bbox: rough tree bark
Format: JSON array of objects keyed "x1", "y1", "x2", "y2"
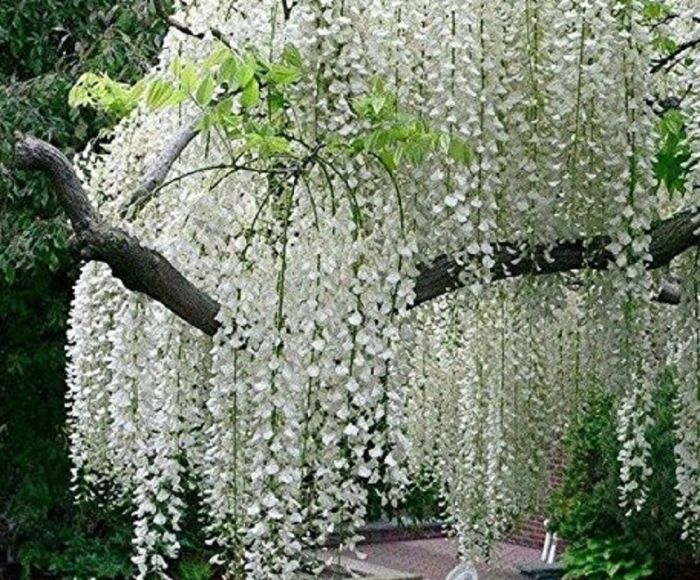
[
  {"x1": 15, "y1": 133, "x2": 220, "y2": 336},
  {"x1": 12, "y1": 133, "x2": 700, "y2": 336},
  {"x1": 412, "y1": 211, "x2": 699, "y2": 307}
]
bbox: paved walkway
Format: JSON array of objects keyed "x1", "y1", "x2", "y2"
[{"x1": 341, "y1": 538, "x2": 541, "y2": 579}]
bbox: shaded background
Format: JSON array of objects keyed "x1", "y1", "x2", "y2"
[{"x1": 0, "y1": 3, "x2": 166, "y2": 575}]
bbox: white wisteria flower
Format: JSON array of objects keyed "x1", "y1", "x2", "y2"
[{"x1": 59, "y1": 0, "x2": 700, "y2": 576}]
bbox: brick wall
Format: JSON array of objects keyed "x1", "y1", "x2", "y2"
[{"x1": 506, "y1": 450, "x2": 565, "y2": 551}]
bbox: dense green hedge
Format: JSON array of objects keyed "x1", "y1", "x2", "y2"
[{"x1": 0, "y1": 3, "x2": 166, "y2": 576}]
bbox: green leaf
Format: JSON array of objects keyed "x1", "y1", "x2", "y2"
[
  {"x1": 350, "y1": 138, "x2": 366, "y2": 154},
  {"x1": 68, "y1": 72, "x2": 139, "y2": 117},
  {"x1": 660, "y1": 110, "x2": 684, "y2": 136},
  {"x1": 379, "y1": 149, "x2": 396, "y2": 172},
  {"x1": 370, "y1": 95, "x2": 387, "y2": 117},
  {"x1": 195, "y1": 75, "x2": 216, "y2": 106},
  {"x1": 281, "y1": 43, "x2": 303, "y2": 68},
  {"x1": 240, "y1": 79, "x2": 260, "y2": 108},
  {"x1": 448, "y1": 136, "x2": 472, "y2": 165},
  {"x1": 202, "y1": 46, "x2": 231, "y2": 70},
  {"x1": 145, "y1": 79, "x2": 185, "y2": 111},
  {"x1": 202, "y1": 98, "x2": 241, "y2": 135},
  {"x1": 234, "y1": 54, "x2": 257, "y2": 89},
  {"x1": 353, "y1": 78, "x2": 397, "y2": 121},
  {"x1": 654, "y1": 110, "x2": 692, "y2": 197},
  {"x1": 607, "y1": 561, "x2": 622, "y2": 576},
  {"x1": 268, "y1": 90, "x2": 286, "y2": 114},
  {"x1": 219, "y1": 55, "x2": 239, "y2": 86},
  {"x1": 266, "y1": 63, "x2": 301, "y2": 86},
  {"x1": 652, "y1": 35, "x2": 677, "y2": 54},
  {"x1": 643, "y1": 1, "x2": 669, "y2": 21},
  {"x1": 129, "y1": 79, "x2": 148, "y2": 101},
  {"x1": 171, "y1": 58, "x2": 199, "y2": 94},
  {"x1": 438, "y1": 133, "x2": 451, "y2": 154},
  {"x1": 243, "y1": 132, "x2": 291, "y2": 157}
]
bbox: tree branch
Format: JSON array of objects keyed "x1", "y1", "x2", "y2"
[
  {"x1": 153, "y1": 0, "x2": 231, "y2": 48},
  {"x1": 120, "y1": 119, "x2": 200, "y2": 217},
  {"x1": 15, "y1": 132, "x2": 98, "y2": 235},
  {"x1": 650, "y1": 35, "x2": 700, "y2": 73},
  {"x1": 413, "y1": 210, "x2": 700, "y2": 306},
  {"x1": 14, "y1": 133, "x2": 220, "y2": 336},
  {"x1": 12, "y1": 135, "x2": 700, "y2": 337},
  {"x1": 281, "y1": 0, "x2": 296, "y2": 20}
]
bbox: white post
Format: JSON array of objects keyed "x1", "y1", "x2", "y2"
[
  {"x1": 547, "y1": 533, "x2": 559, "y2": 564},
  {"x1": 541, "y1": 519, "x2": 551, "y2": 562}
]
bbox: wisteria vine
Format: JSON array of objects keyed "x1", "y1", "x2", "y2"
[{"x1": 60, "y1": 0, "x2": 700, "y2": 577}]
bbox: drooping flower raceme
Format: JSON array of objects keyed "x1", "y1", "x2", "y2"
[{"x1": 64, "y1": 0, "x2": 700, "y2": 575}]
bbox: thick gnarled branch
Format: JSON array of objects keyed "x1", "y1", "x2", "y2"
[
  {"x1": 15, "y1": 132, "x2": 98, "y2": 235},
  {"x1": 15, "y1": 133, "x2": 220, "y2": 335},
  {"x1": 13, "y1": 134, "x2": 700, "y2": 337},
  {"x1": 81, "y1": 225, "x2": 221, "y2": 335},
  {"x1": 413, "y1": 211, "x2": 700, "y2": 307}
]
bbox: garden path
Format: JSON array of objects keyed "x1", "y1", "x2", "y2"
[{"x1": 337, "y1": 538, "x2": 541, "y2": 579}]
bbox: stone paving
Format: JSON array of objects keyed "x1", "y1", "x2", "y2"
[{"x1": 340, "y1": 538, "x2": 542, "y2": 580}]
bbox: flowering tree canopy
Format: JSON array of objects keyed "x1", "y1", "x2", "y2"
[{"x1": 11, "y1": 0, "x2": 700, "y2": 577}]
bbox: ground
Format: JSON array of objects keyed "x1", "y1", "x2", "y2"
[{"x1": 336, "y1": 538, "x2": 543, "y2": 579}]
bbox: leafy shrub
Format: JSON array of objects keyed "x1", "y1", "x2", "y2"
[
  {"x1": 563, "y1": 536, "x2": 653, "y2": 580},
  {"x1": 178, "y1": 555, "x2": 214, "y2": 580},
  {"x1": 550, "y1": 369, "x2": 695, "y2": 578},
  {"x1": 16, "y1": 508, "x2": 134, "y2": 579},
  {"x1": 366, "y1": 468, "x2": 443, "y2": 524}
]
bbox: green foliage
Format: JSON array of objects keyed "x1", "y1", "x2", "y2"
[
  {"x1": 550, "y1": 370, "x2": 694, "y2": 577},
  {"x1": 351, "y1": 78, "x2": 472, "y2": 171},
  {"x1": 652, "y1": 34, "x2": 677, "y2": 54},
  {"x1": 366, "y1": 468, "x2": 443, "y2": 525},
  {"x1": 146, "y1": 77, "x2": 187, "y2": 111},
  {"x1": 69, "y1": 72, "x2": 147, "y2": 117},
  {"x1": 120, "y1": 45, "x2": 303, "y2": 154},
  {"x1": 549, "y1": 387, "x2": 622, "y2": 541},
  {"x1": 654, "y1": 109, "x2": 693, "y2": 197},
  {"x1": 73, "y1": 50, "x2": 473, "y2": 177},
  {"x1": 563, "y1": 537, "x2": 654, "y2": 580},
  {"x1": 16, "y1": 506, "x2": 135, "y2": 579},
  {"x1": 644, "y1": 1, "x2": 686, "y2": 72},
  {"x1": 178, "y1": 554, "x2": 214, "y2": 580},
  {"x1": 642, "y1": 0, "x2": 672, "y2": 22},
  {"x1": 124, "y1": 43, "x2": 303, "y2": 119},
  {"x1": 240, "y1": 78, "x2": 261, "y2": 108},
  {"x1": 0, "y1": 0, "x2": 167, "y2": 576}
]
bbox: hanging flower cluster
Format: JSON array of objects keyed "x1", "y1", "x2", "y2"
[{"x1": 62, "y1": 0, "x2": 700, "y2": 576}]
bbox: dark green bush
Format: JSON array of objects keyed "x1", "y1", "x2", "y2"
[
  {"x1": 0, "y1": 2, "x2": 167, "y2": 576},
  {"x1": 550, "y1": 369, "x2": 695, "y2": 579},
  {"x1": 563, "y1": 536, "x2": 654, "y2": 580}
]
